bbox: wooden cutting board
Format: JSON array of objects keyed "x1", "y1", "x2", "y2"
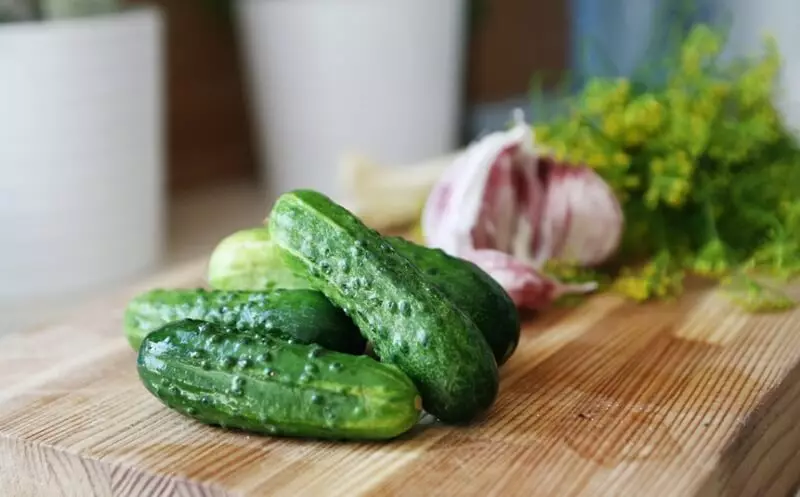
[{"x1": 1, "y1": 257, "x2": 800, "y2": 497}]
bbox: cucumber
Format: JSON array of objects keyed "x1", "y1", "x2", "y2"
[
  {"x1": 268, "y1": 189, "x2": 499, "y2": 424},
  {"x1": 206, "y1": 227, "x2": 519, "y2": 365},
  {"x1": 124, "y1": 288, "x2": 366, "y2": 355},
  {"x1": 137, "y1": 319, "x2": 422, "y2": 440},
  {"x1": 208, "y1": 228, "x2": 311, "y2": 291},
  {"x1": 385, "y1": 236, "x2": 520, "y2": 366}
]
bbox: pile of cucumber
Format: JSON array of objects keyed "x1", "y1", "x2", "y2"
[{"x1": 126, "y1": 190, "x2": 521, "y2": 441}]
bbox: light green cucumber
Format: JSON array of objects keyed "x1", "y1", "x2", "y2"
[{"x1": 208, "y1": 228, "x2": 310, "y2": 291}]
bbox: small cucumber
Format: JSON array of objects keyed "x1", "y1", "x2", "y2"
[
  {"x1": 385, "y1": 236, "x2": 521, "y2": 366},
  {"x1": 207, "y1": 227, "x2": 519, "y2": 365},
  {"x1": 124, "y1": 288, "x2": 366, "y2": 355},
  {"x1": 268, "y1": 189, "x2": 499, "y2": 424},
  {"x1": 208, "y1": 228, "x2": 311, "y2": 291},
  {"x1": 137, "y1": 319, "x2": 422, "y2": 440}
]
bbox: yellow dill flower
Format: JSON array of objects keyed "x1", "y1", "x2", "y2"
[
  {"x1": 650, "y1": 157, "x2": 665, "y2": 175},
  {"x1": 624, "y1": 129, "x2": 647, "y2": 147},
  {"x1": 532, "y1": 124, "x2": 551, "y2": 142},
  {"x1": 710, "y1": 81, "x2": 730, "y2": 100},
  {"x1": 665, "y1": 180, "x2": 690, "y2": 207},
  {"x1": 587, "y1": 152, "x2": 608, "y2": 168},
  {"x1": 680, "y1": 49, "x2": 702, "y2": 78},
  {"x1": 674, "y1": 151, "x2": 693, "y2": 176},
  {"x1": 665, "y1": 87, "x2": 689, "y2": 110},
  {"x1": 720, "y1": 272, "x2": 797, "y2": 313},
  {"x1": 613, "y1": 152, "x2": 631, "y2": 168},
  {"x1": 692, "y1": 239, "x2": 731, "y2": 278},
  {"x1": 693, "y1": 99, "x2": 718, "y2": 122},
  {"x1": 612, "y1": 276, "x2": 651, "y2": 302},
  {"x1": 623, "y1": 175, "x2": 641, "y2": 188},
  {"x1": 643, "y1": 99, "x2": 665, "y2": 132},
  {"x1": 602, "y1": 112, "x2": 624, "y2": 140},
  {"x1": 612, "y1": 78, "x2": 631, "y2": 105},
  {"x1": 552, "y1": 142, "x2": 569, "y2": 162}
]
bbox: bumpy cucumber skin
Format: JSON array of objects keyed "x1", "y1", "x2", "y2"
[
  {"x1": 209, "y1": 227, "x2": 520, "y2": 366},
  {"x1": 385, "y1": 236, "x2": 521, "y2": 366},
  {"x1": 137, "y1": 319, "x2": 422, "y2": 440},
  {"x1": 268, "y1": 189, "x2": 499, "y2": 424},
  {"x1": 124, "y1": 288, "x2": 366, "y2": 355},
  {"x1": 208, "y1": 228, "x2": 311, "y2": 291}
]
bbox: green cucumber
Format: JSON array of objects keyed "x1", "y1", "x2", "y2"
[
  {"x1": 386, "y1": 236, "x2": 520, "y2": 365},
  {"x1": 137, "y1": 319, "x2": 422, "y2": 440},
  {"x1": 207, "y1": 227, "x2": 520, "y2": 366},
  {"x1": 268, "y1": 189, "x2": 499, "y2": 424},
  {"x1": 208, "y1": 228, "x2": 311, "y2": 291},
  {"x1": 124, "y1": 288, "x2": 366, "y2": 355}
]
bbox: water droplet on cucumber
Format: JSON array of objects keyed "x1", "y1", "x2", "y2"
[
  {"x1": 230, "y1": 376, "x2": 245, "y2": 396},
  {"x1": 324, "y1": 408, "x2": 337, "y2": 426},
  {"x1": 397, "y1": 300, "x2": 410, "y2": 315}
]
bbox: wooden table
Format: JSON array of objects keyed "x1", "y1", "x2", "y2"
[{"x1": 1, "y1": 258, "x2": 799, "y2": 496}]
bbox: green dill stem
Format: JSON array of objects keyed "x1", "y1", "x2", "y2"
[{"x1": 703, "y1": 199, "x2": 719, "y2": 241}]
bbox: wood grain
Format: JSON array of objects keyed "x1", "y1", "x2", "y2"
[{"x1": 1, "y1": 258, "x2": 799, "y2": 496}]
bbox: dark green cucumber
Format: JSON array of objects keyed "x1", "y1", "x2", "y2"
[
  {"x1": 207, "y1": 228, "x2": 311, "y2": 291},
  {"x1": 137, "y1": 319, "x2": 422, "y2": 440},
  {"x1": 268, "y1": 189, "x2": 499, "y2": 424},
  {"x1": 124, "y1": 288, "x2": 366, "y2": 355},
  {"x1": 207, "y1": 227, "x2": 520, "y2": 366},
  {"x1": 385, "y1": 236, "x2": 520, "y2": 366}
]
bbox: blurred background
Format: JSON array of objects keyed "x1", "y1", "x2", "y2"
[{"x1": 1, "y1": 0, "x2": 797, "y2": 334}]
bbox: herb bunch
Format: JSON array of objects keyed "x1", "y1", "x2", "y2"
[{"x1": 532, "y1": 24, "x2": 800, "y2": 312}]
